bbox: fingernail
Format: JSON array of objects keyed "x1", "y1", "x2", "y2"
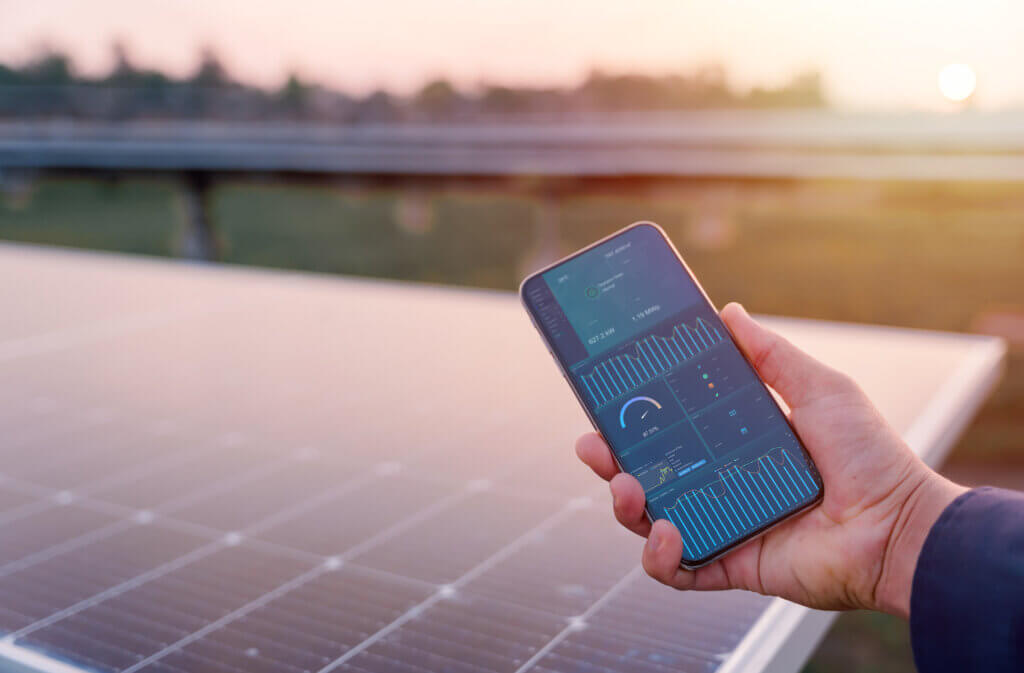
[{"x1": 649, "y1": 530, "x2": 663, "y2": 552}]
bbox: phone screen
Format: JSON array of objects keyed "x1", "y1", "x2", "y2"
[{"x1": 522, "y1": 223, "x2": 822, "y2": 565}]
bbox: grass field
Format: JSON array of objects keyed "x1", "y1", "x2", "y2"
[{"x1": 2, "y1": 175, "x2": 1021, "y2": 672}]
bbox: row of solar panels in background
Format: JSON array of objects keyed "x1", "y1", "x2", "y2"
[{"x1": 2, "y1": 111, "x2": 1024, "y2": 180}]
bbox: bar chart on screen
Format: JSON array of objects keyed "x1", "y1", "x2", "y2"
[
  {"x1": 579, "y1": 317, "x2": 725, "y2": 406},
  {"x1": 662, "y1": 446, "x2": 816, "y2": 558}
]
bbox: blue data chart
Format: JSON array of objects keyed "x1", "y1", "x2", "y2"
[
  {"x1": 660, "y1": 446, "x2": 817, "y2": 560},
  {"x1": 578, "y1": 317, "x2": 725, "y2": 407}
]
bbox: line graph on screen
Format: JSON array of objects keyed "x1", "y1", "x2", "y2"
[{"x1": 579, "y1": 318, "x2": 724, "y2": 406}]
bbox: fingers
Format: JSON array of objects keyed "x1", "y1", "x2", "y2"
[
  {"x1": 720, "y1": 303, "x2": 852, "y2": 408},
  {"x1": 641, "y1": 520, "x2": 732, "y2": 591},
  {"x1": 642, "y1": 520, "x2": 691, "y2": 586},
  {"x1": 576, "y1": 435, "x2": 651, "y2": 537},
  {"x1": 575, "y1": 432, "x2": 620, "y2": 481},
  {"x1": 610, "y1": 473, "x2": 651, "y2": 537}
]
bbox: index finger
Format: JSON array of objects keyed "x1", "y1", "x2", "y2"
[{"x1": 574, "y1": 432, "x2": 620, "y2": 481}]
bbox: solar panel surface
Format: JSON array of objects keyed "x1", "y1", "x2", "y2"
[{"x1": 0, "y1": 244, "x2": 1004, "y2": 673}]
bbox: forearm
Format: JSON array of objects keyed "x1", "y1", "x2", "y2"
[{"x1": 906, "y1": 486, "x2": 1024, "y2": 671}]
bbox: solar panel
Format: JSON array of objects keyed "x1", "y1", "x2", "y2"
[{"x1": 0, "y1": 245, "x2": 1004, "y2": 673}]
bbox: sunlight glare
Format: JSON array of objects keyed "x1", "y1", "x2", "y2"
[{"x1": 938, "y1": 64, "x2": 976, "y2": 102}]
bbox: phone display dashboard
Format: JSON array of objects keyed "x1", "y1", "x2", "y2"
[{"x1": 521, "y1": 222, "x2": 823, "y2": 567}]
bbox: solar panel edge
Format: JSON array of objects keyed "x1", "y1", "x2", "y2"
[{"x1": 0, "y1": 639, "x2": 94, "y2": 673}]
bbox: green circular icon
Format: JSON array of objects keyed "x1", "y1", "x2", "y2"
[{"x1": 585, "y1": 286, "x2": 599, "y2": 299}]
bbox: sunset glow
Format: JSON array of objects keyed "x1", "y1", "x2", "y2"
[{"x1": 1, "y1": 0, "x2": 1023, "y2": 110}]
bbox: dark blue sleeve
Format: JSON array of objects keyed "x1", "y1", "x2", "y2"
[{"x1": 911, "y1": 487, "x2": 1024, "y2": 672}]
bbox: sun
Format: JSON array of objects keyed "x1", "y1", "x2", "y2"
[{"x1": 938, "y1": 64, "x2": 976, "y2": 103}]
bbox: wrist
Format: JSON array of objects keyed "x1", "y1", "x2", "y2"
[{"x1": 875, "y1": 468, "x2": 967, "y2": 618}]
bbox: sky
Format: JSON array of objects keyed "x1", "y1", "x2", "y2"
[{"x1": 2, "y1": 0, "x2": 1023, "y2": 110}]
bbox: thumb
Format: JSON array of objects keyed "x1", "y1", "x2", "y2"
[{"x1": 720, "y1": 303, "x2": 852, "y2": 409}]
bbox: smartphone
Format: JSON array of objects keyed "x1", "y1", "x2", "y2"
[{"x1": 520, "y1": 222, "x2": 823, "y2": 568}]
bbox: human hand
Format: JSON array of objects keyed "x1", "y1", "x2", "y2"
[{"x1": 575, "y1": 303, "x2": 966, "y2": 618}]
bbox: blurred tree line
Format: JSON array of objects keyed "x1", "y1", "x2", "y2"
[{"x1": 0, "y1": 45, "x2": 826, "y2": 122}]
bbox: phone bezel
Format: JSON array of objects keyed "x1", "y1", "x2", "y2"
[{"x1": 519, "y1": 220, "x2": 825, "y2": 569}]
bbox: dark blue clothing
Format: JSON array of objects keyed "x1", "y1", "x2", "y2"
[{"x1": 911, "y1": 487, "x2": 1024, "y2": 671}]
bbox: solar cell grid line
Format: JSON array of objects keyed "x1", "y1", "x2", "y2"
[
  {"x1": 9, "y1": 430, "x2": 448, "y2": 561},
  {"x1": 256, "y1": 482, "x2": 467, "y2": 565},
  {"x1": 535, "y1": 629, "x2": 717, "y2": 673},
  {"x1": 0, "y1": 518, "x2": 138, "y2": 580},
  {"x1": 0, "y1": 444, "x2": 296, "y2": 580},
  {"x1": 2, "y1": 513, "x2": 131, "y2": 577},
  {"x1": 333, "y1": 559, "x2": 440, "y2": 593},
  {"x1": 117, "y1": 481, "x2": 501, "y2": 673},
  {"x1": 606, "y1": 602, "x2": 750, "y2": 656},
  {"x1": 0, "y1": 525, "x2": 211, "y2": 636},
  {"x1": 170, "y1": 635, "x2": 316, "y2": 673},
  {"x1": 125, "y1": 450, "x2": 303, "y2": 518},
  {"x1": 33, "y1": 620, "x2": 160, "y2": 667},
  {"x1": 455, "y1": 510, "x2": 637, "y2": 622},
  {"x1": 314, "y1": 497, "x2": 591, "y2": 673},
  {"x1": 8, "y1": 428, "x2": 234, "y2": 498},
  {"x1": 583, "y1": 612, "x2": 733, "y2": 665},
  {"x1": 0, "y1": 480, "x2": 163, "y2": 529},
  {"x1": 342, "y1": 605, "x2": 562, "y2": 673},
  {"x1": 512, "y1": 566, "x2": 644, "y2": 673},
  {"x1": 243, "y1": 467, "x2": 463, "y2": 553},
  {"x1": 115, "y1": 569, "x2": 343, "y2": 672},
  {"x1": 21, "y1": 546, "x2": 317, "y2": 671},
  {"x1": 350, "y1": 621, "x2": 521, "y2": 673},
  {"x1": 134, "y1": 508, "x2": 329, "y2": 569},
  {"x1": 0, "y1": 537, "x2": 224, "y2": 643},
  {"x1": 64, "y1": 438, "x2": 255, "y2": 505},
  {"x1": 548, "y1": 593, "x2": 769, "y2": 671},
  {"x1": 72, "y1": 457, "x2": 332, "y2": 543},
  {"x1": 5, "y1": 458, "x2": 480, "y2": 651},
  {"x1": 387, "y1": 592, "x2": 562, "y2": 653},
  {"x1": 196, "y1": 624, "x2": 321, "y2": 672},
  {"x1": 0, "y1": 494, "x2": 68, "y2": 527},
  {"x1": 0, "y1": 389, "x2": 544, "y2": 651},
  {"x1": 29, "y1": 479, "x2": 489, "y2": 581},
  {"x1": 410, "y1": 460, "x2": 553, "y2": 501},
  {"x1": 0, "y1": 474, "x2": 78, "y2": 502},
  {"x1": 0, "y1": 486, "x2": 36, "y2": 518},
  {"x1": 78, "y1": 604, "x2": 185, "y2": 650},
  {"x1": 1, "y1": 464, "x2": 380, "y2": 643},
  {"x1": 403, "y1": 469, "x2": 573, "y2": 510},
  {"x1": 588, "y1": 582, "x2": 770, "y2": 649}
]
